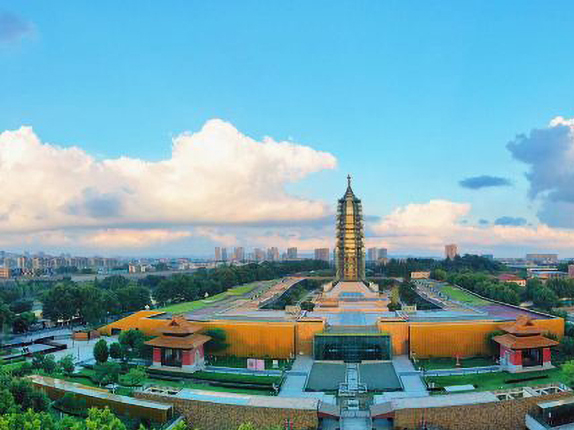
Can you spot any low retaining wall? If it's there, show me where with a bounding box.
[394,391,572,430]
[135,391,319,430]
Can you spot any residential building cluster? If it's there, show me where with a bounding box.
[214,246,299,262]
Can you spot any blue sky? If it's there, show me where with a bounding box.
[2,1,574,257]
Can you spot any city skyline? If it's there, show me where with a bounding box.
[3,3,574,257]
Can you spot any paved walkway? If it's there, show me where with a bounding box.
[389,356,428,397]
[278,356,336,403]
[279,356,313,397]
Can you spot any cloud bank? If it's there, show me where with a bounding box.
[368,199,574,254]
[459,175,511,190]
[508,116,574,228]
[0,119,336,248]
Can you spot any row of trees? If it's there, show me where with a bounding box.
[153,260,329,307]
[447,273,566,311]
[31,260,329,327]
[373,255,504,278]
[41,281,151,324]
[447,273,522,306]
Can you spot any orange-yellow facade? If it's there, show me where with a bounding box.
[100,311,564,359]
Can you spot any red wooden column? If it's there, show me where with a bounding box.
[182,350,191,366]
[153,347,161,365]
[512,349,522,366]
[543,347,551,364]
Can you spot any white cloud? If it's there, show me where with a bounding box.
[507,116,574,227]
[84,229,192,248]
[369,199,574,254]
[0,119,337,238]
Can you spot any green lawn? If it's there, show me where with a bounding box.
[50,367,276,396]
[0,361,26,372]
[426,368,569,392]
[439,285,489,305]
[417,356,495,370]
[159,280,274,313]
[208,355,292,370]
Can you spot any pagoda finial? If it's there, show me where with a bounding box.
[347,174,351,187]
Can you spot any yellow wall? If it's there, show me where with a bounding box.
[409,318,564,358]
[295,320,325,356]
[378,321,409,356]
[197,320,296,358]
[99,311,167,336]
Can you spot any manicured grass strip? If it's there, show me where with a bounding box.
[147,368,280,385]
[439,285,489,305]
[45,369,275,396]
[159,280,274,313]
[417,356,495,370]
[426,369,568,392]
[208,356,291,370]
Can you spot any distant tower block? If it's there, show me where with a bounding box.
[335,175,365,281]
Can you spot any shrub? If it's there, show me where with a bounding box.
[42,355,58,374]
[58,354,75,376]
[93,362,121,386]
[119,367,146,386]
[93,339,109,363]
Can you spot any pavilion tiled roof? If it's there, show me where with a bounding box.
[499,315,543,336]
[160,316,201,335]
[493,333,558,350]
[145,333,211,350]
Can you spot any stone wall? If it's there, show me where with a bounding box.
[135,392,319,430]
[394,392,571,430]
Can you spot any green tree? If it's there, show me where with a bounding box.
[9,378,49,412]
[431,268,447,281]
[0,300,14,336]
[119,367,146,386]
[533,287,559,310]
[59,354,75,376]
[93,362,121,386]
[42,354,58,374]
[93,339,109,363]
[562,360,574,385]
[82,407,127,430]
[9,299,33,314]
[78,285,104,324]
[204,328,228,353]
[41,281,80,323]
[0,389,16,414]
[118,329,146,362]
[109,342,123,361]
[12,311,37,333]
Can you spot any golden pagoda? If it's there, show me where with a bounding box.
[335,175,365,281]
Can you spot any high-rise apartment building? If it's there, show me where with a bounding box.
[445,244,458,260]
[221,248,228,261]
[234,247,245,261]
[215,247,221,261]
[267,247,279,261]
[287,247,298,260]
[254,248,265,262]
[335,175,365,281]
[314,248,330,262]
[367,247,378,261]
[526,253,558,264]
[378,248,388,260]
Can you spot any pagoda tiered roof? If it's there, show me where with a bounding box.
[493,315,558,350]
